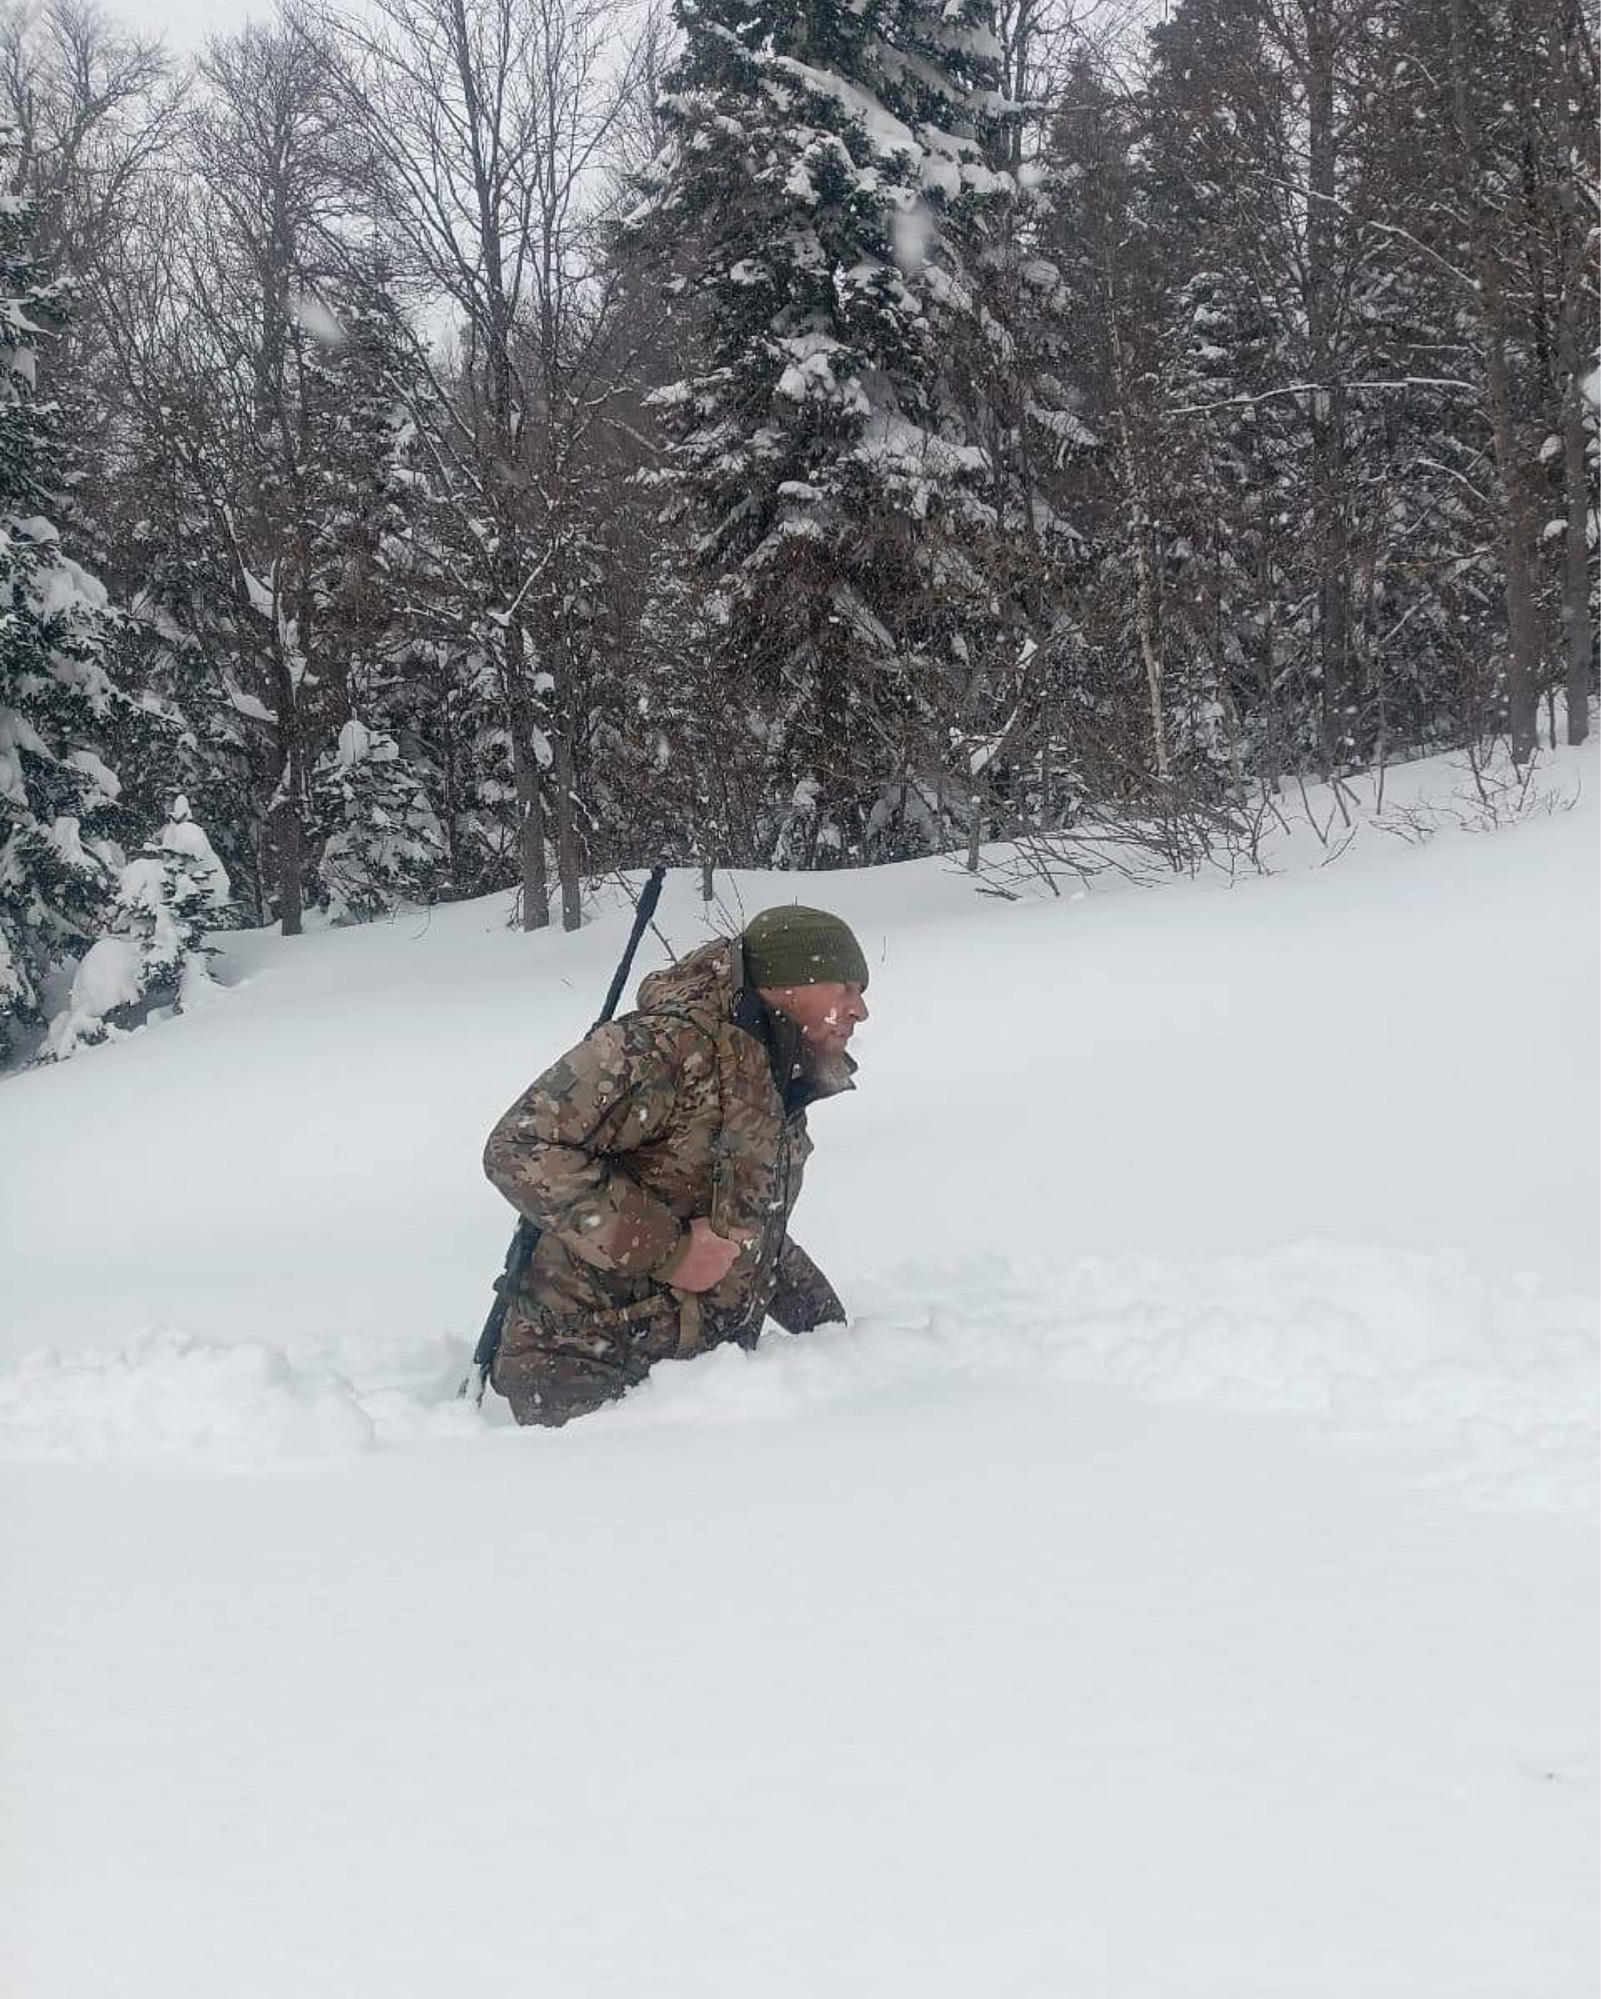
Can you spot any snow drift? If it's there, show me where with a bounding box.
[3,1244,1592,1518]
[2,744,1596,1999]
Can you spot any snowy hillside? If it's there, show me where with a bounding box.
[3,747,1597,1998]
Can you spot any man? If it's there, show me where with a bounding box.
[482,905,870,1425]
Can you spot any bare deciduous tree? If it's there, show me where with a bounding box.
[306,0,654,930]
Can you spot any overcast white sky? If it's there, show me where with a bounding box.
[132,0,271,53]
[134,0,1165,59]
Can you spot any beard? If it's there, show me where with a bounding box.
[796,1036,856,1095]
[765,1001,857,1096]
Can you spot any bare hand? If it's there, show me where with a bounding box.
[668,1217,752,1293]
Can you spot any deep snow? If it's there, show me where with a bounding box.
[2,746,1597,1996]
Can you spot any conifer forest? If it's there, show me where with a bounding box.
[1,0,1596,1063]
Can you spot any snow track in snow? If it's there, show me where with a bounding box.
[0,1329,477,1466]
[4,1242,1592,1513]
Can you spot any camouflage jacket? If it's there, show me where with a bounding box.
[482,936,848,1376]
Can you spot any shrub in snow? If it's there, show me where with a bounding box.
[768,775,844,869]
[311,718,445,925]
[43,796,232,1059]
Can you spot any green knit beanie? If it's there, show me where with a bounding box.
[742,906,869,990]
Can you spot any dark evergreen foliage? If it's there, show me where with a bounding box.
[0,0,1594,1065]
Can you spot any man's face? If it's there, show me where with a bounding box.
[759,981,870,1070]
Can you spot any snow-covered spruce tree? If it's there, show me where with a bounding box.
[1152,262,1299,789]
[1017,50,1262,815]
[1126,0,1564,781]
[431,640,523,901]
[116,567,265,917]
[90,346,273,927]
[42,794,231,1060]
[623,531,758,868]
[299,258,425,718]
[401,451,533,906]
[298,258,450,919]
[310,717,445,924]
[0,169,123,1065]
[629,0,1070,861]
[1129,0,1324,787]
[1362,0,1598,755]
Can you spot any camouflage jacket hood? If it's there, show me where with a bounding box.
[633,933,739,1027]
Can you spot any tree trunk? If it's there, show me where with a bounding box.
[1548,7,1596,745]
[554,735,583,932]
[1304,5,1354,766]
[515,739,550,931]
[272,787,304,938]
[278,831,303,935]
[1104,278,1170,785]
[439,685,463,890]
[504,617,550,930]
[1477,317,1544,762]
[264,626,306,937]
[1451,0,1543,762]
[1557,281,1595,745]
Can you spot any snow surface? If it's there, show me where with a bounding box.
[2,745,1597,1996]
